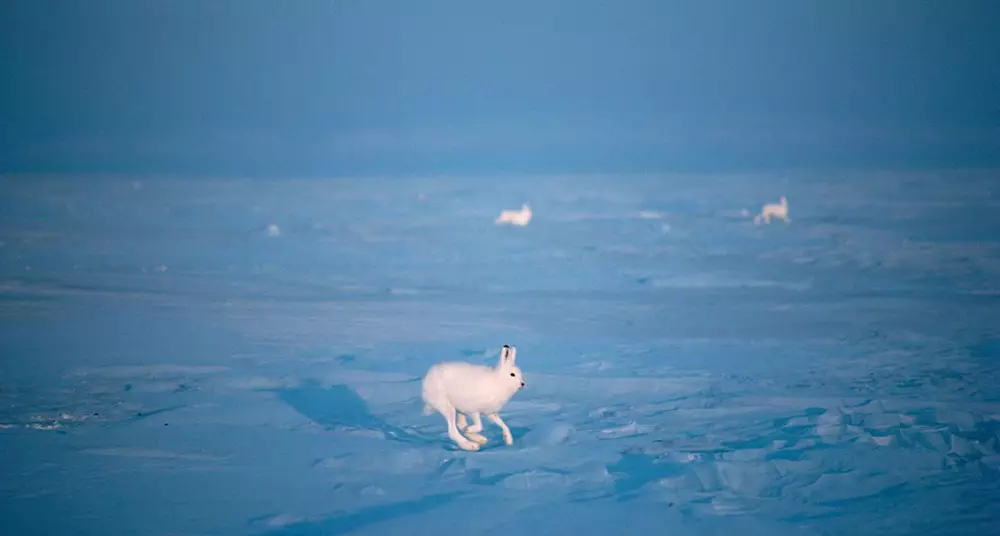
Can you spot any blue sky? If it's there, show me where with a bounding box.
[1,0,998,177]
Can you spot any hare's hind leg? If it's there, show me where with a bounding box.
[455,412,488,445]
[463,412,488,445]
[441,406,480,451]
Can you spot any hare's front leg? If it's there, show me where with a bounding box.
[488,413,514,446]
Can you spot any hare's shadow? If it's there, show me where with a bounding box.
[272,379,428,444]
[271,379,531,450]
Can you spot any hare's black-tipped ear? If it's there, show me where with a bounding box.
[499,345,513,367]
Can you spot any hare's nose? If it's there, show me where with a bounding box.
[520,381,526,387]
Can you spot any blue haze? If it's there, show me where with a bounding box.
[1,0,998,175]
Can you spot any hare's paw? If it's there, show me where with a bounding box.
[454,436,479,451]
[465,432,488,445]
[503,432,514,446]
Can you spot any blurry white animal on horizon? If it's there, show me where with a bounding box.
[753,196,789,225]
[495,204,532,226]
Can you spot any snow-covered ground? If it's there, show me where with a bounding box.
[1,172,999,535]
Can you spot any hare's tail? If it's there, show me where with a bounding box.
[422,404,434,416]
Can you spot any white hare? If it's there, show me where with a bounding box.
[495,204,532,226]
[753,196,790,225]
[421,345,526,451]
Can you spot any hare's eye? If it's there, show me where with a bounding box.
[510,373,516,377]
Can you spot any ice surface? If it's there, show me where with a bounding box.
[1,172,999,535]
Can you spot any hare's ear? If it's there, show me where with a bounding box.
[499,345,514,368]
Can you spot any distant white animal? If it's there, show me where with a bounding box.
[421,345,526,451]
[753,196,789,225]
[495,204,532,226]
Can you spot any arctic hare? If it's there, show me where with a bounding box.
[753,196,789,225]
[495,204,532,226]
[421,345,526,451]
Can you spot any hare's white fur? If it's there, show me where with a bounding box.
[495,204,532,226]
[421,345,526,451]
[754,196,789,225]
